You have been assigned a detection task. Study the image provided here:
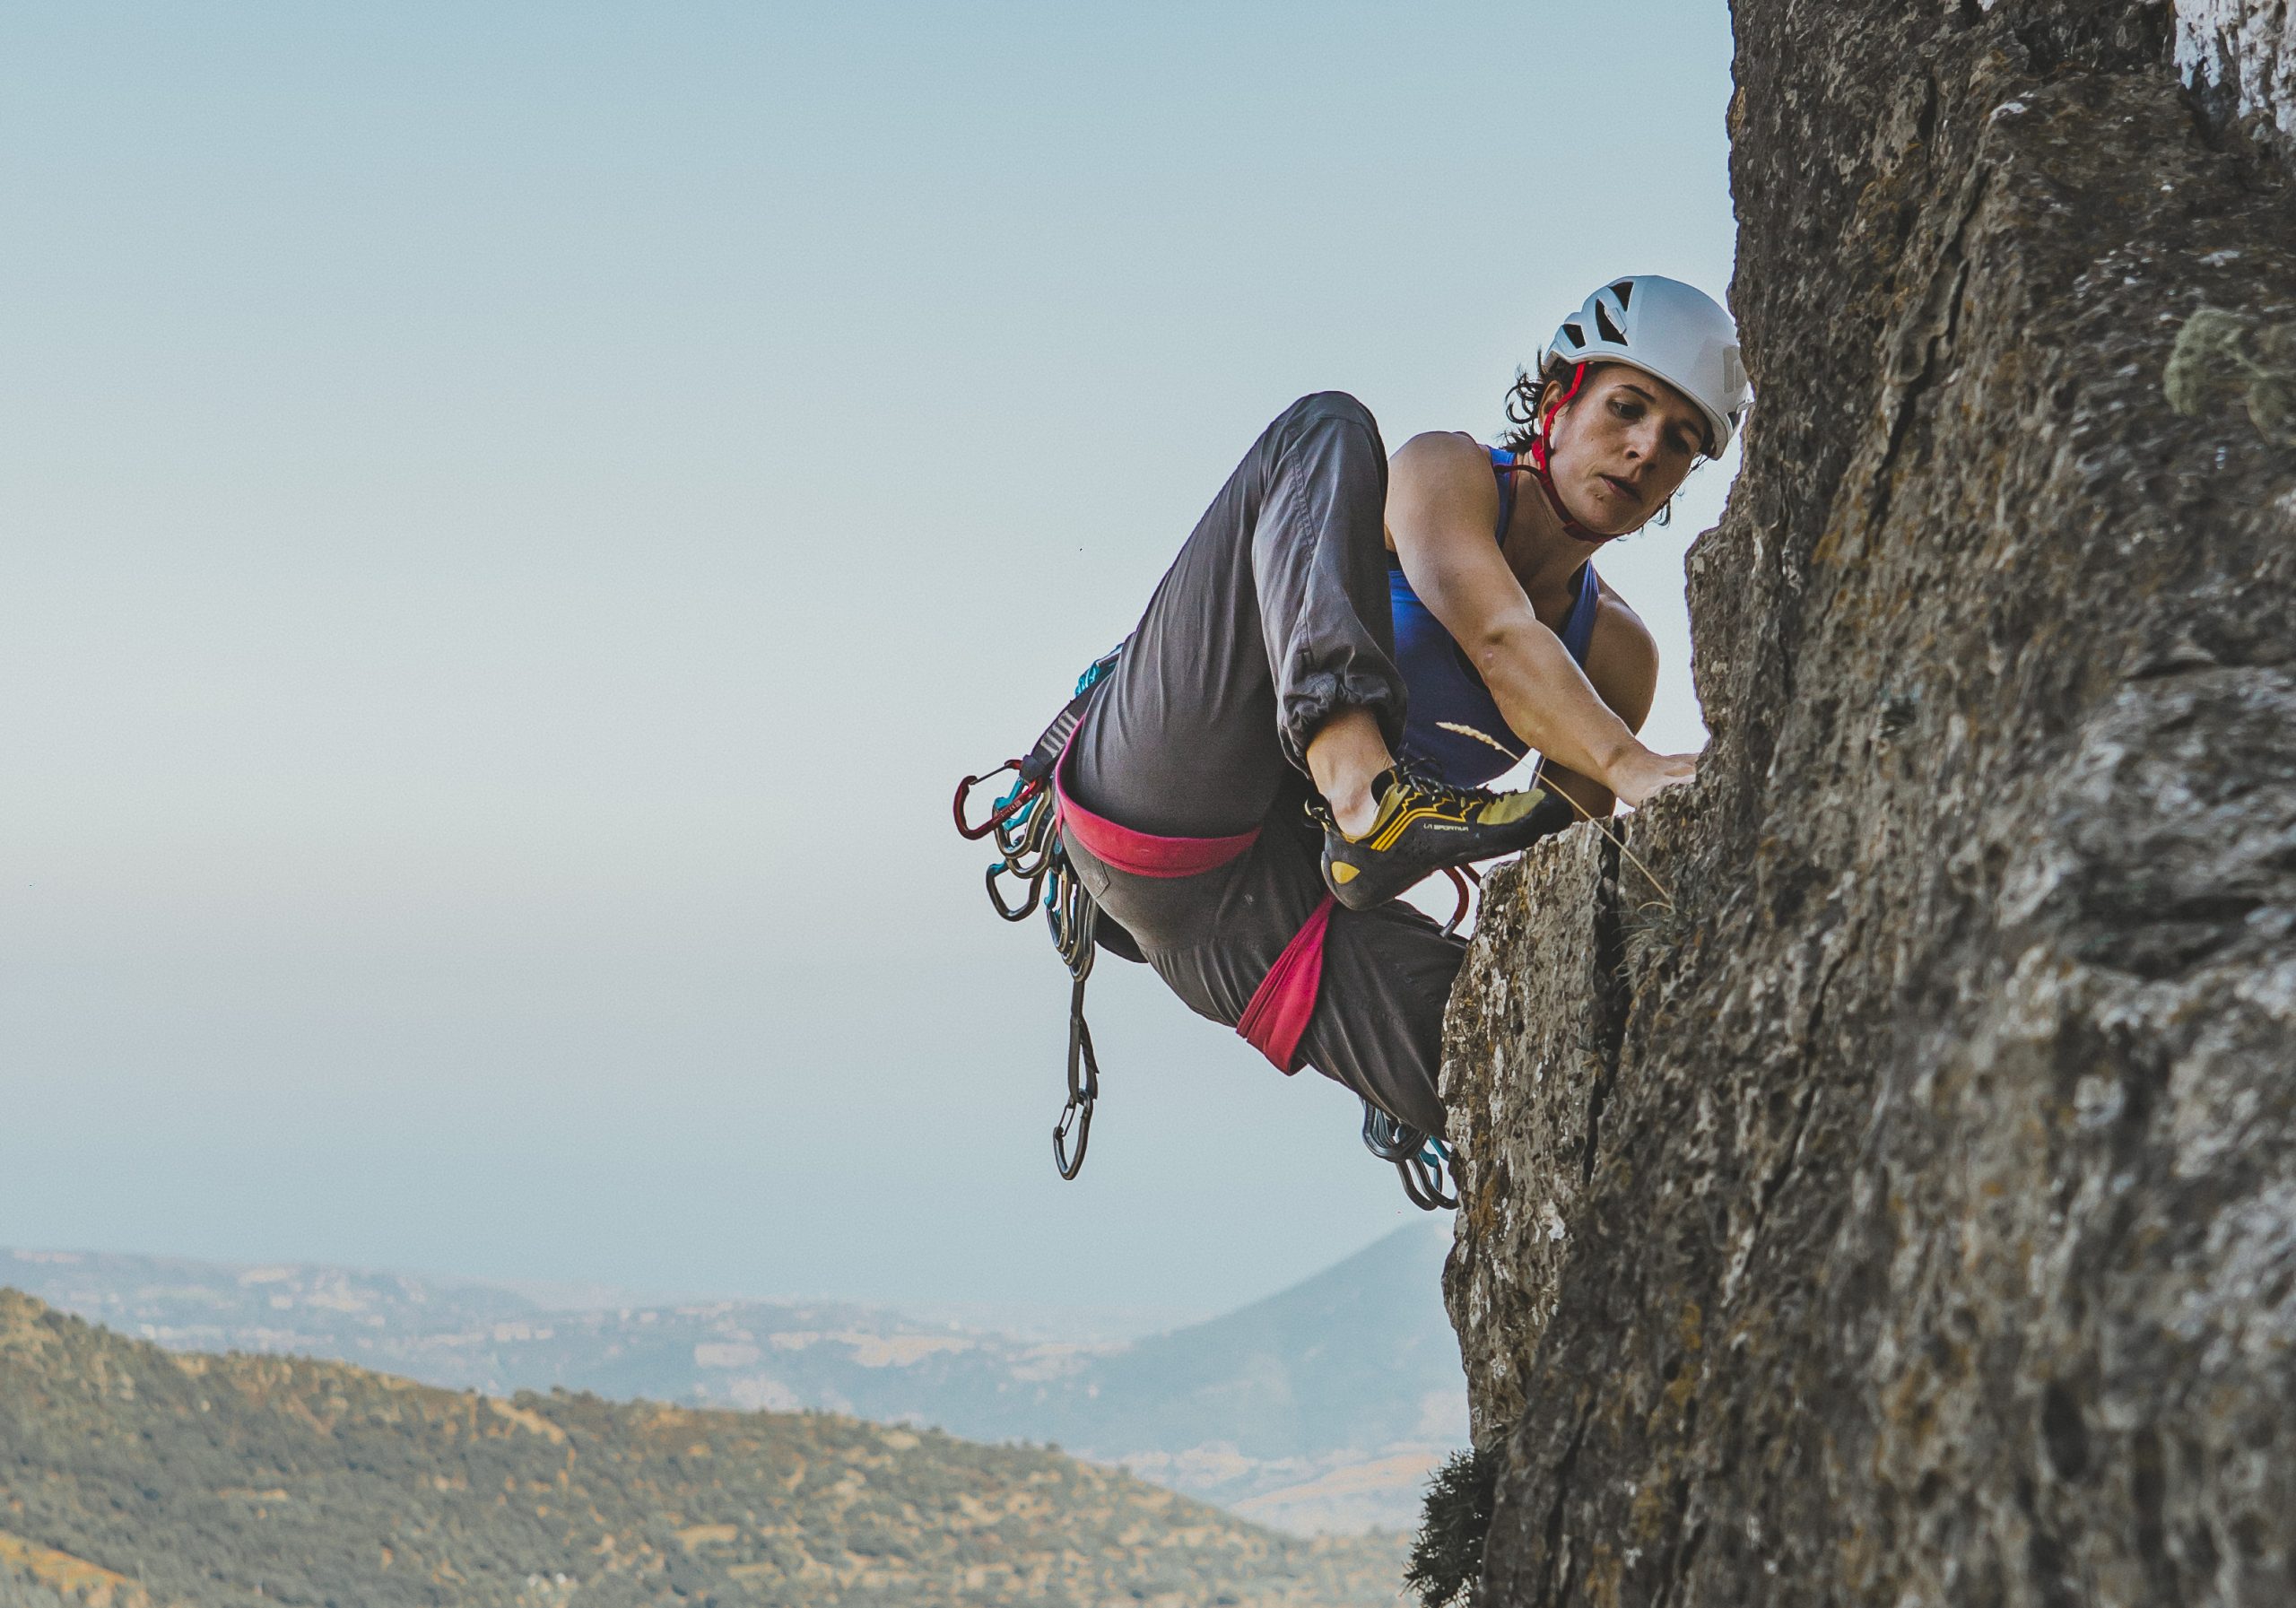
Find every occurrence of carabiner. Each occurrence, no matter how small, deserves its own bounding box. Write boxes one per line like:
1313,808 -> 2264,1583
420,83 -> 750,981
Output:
986,859 -> 1048,922
954,762 -> 1034,839
1440,866 -> 1474,936
1053,1093 -> 1093,1180
1053,976 -> 1100,1180
1397,1148 -> 1457,1211
992,793 -> 1046,858
1046,868 -> 1098,979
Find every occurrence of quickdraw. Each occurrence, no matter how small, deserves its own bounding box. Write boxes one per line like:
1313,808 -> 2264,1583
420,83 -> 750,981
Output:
952,649 -> 1123,1178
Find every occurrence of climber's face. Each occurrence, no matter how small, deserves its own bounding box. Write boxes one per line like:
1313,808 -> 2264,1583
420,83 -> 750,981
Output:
1544,364 -> 1709,537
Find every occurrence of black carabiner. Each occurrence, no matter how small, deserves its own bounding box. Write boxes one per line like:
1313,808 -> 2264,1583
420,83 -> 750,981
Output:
1053,975 -> 1100,1180
987,860 -> 1048,922
1054,1092 -> 1092,1180
1396,1148 -> 1457,1211
1046,865 -> 1097,978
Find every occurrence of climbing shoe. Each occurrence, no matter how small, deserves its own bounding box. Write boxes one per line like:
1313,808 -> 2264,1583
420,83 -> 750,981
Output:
1312,765 -> 1576,911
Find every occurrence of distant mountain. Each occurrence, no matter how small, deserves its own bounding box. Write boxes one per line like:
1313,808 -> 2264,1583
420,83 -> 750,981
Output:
3,1224 -> 1465,1534
0,1290 -> 1403,1607
1050,1218 -> 1465,1455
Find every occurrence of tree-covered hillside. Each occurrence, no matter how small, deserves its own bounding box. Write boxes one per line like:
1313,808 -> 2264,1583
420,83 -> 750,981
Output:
0,1291 -> 1404,1607
5,1226 -> 1463,1533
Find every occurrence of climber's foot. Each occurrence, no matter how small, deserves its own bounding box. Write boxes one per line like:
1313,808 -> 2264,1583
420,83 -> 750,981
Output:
1310,765 -> 1576,910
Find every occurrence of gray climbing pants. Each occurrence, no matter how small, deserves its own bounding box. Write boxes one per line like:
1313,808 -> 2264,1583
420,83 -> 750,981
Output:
1063,392 -> 1464,1136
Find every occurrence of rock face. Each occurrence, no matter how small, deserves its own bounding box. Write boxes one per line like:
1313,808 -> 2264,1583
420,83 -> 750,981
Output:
1440,4 -> 2296,1604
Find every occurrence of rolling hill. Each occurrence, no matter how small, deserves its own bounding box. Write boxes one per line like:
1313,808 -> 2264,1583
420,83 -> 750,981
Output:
5,1225 -> 1464,1533
0,1290 -> 1406,1607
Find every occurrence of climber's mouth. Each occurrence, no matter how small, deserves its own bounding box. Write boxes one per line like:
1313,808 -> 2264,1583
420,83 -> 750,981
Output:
1599,474 -> 1639,503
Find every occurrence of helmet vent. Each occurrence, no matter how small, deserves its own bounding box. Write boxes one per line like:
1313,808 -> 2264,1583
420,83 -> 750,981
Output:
1561,320 -> 1586,350
1610,280 -> 1634,309
1594,300 -> 1627,345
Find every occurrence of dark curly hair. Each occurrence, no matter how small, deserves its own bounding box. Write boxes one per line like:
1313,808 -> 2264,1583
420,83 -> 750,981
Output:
1497,356 -> 1575,459
1498,358 -> 1695,529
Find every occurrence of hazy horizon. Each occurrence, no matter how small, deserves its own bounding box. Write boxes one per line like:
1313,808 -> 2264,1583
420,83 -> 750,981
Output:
4,1222 -> 1445,1343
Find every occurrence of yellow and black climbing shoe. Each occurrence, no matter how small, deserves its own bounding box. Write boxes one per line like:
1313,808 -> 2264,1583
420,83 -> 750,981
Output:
1312,765 -> 1575,911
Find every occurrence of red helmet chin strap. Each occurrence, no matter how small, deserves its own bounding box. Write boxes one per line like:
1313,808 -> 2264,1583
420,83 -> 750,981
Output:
1526,362 -> 1605,543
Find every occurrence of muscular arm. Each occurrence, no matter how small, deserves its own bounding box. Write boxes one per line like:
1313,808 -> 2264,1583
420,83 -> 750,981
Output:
1386,431 -> 1683,807
1536,585 -> 1658,820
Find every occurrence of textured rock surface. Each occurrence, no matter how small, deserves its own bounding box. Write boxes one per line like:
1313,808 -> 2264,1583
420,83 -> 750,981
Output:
1441,827 -> 1621,1447
1441,2 -> 2296,1604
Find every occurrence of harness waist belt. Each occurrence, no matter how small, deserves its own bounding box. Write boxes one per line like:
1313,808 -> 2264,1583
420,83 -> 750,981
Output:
1053,743 -> 1260,878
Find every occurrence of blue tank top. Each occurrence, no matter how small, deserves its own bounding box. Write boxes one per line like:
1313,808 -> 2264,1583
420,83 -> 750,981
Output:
1389,445 -> 1602,788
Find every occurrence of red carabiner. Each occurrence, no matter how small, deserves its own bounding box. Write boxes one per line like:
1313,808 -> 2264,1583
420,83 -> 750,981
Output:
953,762 -> 1036,840
1440,862 -> 1483,937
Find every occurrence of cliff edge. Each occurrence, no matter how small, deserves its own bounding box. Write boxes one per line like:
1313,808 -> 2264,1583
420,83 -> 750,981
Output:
1441,4 -> 2295,1604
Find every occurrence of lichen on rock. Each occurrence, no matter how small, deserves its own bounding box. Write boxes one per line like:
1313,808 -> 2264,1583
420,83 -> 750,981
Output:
1439,3 -> 2296,1603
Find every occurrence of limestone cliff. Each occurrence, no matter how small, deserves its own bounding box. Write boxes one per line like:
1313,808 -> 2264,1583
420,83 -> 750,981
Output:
1440,3 -> 2296,1604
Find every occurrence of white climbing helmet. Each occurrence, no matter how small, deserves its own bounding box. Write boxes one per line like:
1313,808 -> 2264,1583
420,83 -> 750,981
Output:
1540,275 -> 1749,458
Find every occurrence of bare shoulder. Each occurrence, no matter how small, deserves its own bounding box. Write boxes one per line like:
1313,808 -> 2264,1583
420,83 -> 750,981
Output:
1586,578 -> 1661,728
1387,430 -> 1501,554
1389,430 -> 1500,497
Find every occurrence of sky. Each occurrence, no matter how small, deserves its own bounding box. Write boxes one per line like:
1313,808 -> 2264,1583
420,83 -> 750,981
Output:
1,1 -> 1742,1323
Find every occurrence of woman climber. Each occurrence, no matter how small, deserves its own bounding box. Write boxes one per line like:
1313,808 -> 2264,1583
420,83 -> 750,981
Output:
968,275 -> 1748,1186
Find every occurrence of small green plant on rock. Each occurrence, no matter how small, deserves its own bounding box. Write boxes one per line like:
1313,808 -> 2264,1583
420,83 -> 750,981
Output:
1405,1446 -> 1496,1608
2165,306 -> 2296,445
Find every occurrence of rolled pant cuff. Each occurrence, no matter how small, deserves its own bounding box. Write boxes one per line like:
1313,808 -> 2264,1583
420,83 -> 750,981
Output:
1281,675 -> 1405,771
